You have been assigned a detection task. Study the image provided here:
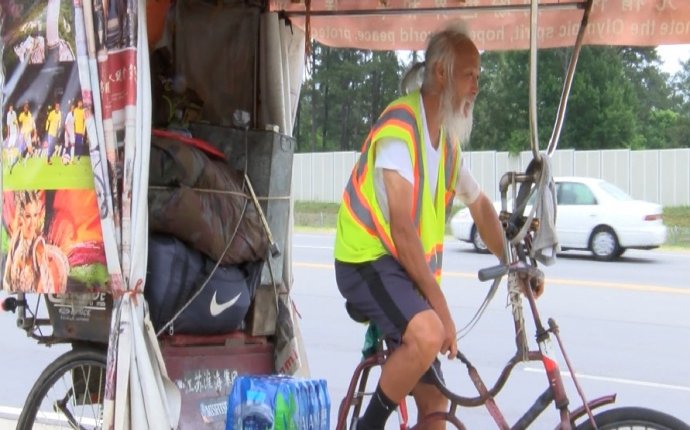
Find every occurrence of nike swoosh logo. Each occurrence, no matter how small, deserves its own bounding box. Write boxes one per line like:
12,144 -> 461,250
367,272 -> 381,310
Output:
209,292 -> 242,317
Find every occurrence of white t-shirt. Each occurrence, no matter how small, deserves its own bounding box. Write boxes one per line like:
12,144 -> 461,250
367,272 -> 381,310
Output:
374,95 -> 480,221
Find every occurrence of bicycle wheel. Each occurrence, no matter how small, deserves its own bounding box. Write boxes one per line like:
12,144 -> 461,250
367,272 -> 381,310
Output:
17,347 -> 107,430
575,406 -> 690,430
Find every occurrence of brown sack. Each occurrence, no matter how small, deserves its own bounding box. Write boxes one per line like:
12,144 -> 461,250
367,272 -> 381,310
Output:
149,135 -> 268,265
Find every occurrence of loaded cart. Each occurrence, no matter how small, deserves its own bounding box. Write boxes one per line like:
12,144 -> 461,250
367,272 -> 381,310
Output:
1,0 -> 310,428
2,0 -> 690,429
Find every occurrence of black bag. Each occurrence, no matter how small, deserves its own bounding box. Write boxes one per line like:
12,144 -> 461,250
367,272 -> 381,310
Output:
145,234 -> 203,331
145,234 -> 257,335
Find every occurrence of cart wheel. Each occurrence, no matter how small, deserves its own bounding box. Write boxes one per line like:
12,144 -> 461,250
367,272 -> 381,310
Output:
17,347 -> 107,430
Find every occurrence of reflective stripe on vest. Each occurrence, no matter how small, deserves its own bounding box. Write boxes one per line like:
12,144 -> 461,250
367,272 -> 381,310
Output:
444,136 -> 459,222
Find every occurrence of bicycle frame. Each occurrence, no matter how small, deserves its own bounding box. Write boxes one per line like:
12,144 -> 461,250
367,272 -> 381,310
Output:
336,168 -> 620,430
336,270 -> 617,430
2,293 -> 54,344
2,292 -> 110,346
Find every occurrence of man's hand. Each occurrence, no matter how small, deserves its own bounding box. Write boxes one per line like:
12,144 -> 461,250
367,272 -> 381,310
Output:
518,266 -> 545,298
530,270 -> 545,298
439,315 -> 458,359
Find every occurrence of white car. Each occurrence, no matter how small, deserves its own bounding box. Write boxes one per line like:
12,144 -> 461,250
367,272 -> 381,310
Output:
450,176 -> 667,261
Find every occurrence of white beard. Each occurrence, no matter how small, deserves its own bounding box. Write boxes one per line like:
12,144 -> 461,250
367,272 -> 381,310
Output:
441,94 -> 474,147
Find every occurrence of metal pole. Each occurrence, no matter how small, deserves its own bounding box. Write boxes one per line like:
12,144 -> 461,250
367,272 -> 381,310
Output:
546,0 -> 594,157
529,0 -> 541,162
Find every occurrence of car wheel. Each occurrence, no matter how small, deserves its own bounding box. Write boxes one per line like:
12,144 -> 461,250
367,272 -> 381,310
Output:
589,226 -> 620,261
471,226 -> 489,253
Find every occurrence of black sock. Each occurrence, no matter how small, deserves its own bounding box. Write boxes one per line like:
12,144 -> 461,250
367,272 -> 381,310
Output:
358,384 -> 397,430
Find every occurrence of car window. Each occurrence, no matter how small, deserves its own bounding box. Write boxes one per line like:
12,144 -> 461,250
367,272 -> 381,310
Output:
557,182 -> 597,205
599,181 -> 633,201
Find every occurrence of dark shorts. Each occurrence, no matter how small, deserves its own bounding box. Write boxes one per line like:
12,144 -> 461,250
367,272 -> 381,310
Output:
335,254 -> 444,386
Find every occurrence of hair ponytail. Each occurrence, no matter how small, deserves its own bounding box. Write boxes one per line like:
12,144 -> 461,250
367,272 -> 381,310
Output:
399,61 -> 425,95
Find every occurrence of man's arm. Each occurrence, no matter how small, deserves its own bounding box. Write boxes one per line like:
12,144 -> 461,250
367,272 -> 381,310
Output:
383,169 -> 457,357
467,192 -> 505,260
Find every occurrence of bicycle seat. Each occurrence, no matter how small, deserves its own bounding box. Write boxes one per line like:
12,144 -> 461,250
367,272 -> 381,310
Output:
345,301 -> 369,323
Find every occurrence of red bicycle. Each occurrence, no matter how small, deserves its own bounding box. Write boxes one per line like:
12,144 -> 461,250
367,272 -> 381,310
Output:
336,166 -> 690,430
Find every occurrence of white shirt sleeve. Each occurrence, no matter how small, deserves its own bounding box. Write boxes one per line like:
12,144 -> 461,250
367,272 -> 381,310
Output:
456,158 -> 481,205
374,138 -> 414,184
373,138 -> 414,222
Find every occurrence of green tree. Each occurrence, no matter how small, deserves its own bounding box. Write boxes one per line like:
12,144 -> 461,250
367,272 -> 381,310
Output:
620,47 -> 680,149
472,46 -> 643,152
670,58 -> 690,146
296,44 -> 403,153
297,44 -> 687,154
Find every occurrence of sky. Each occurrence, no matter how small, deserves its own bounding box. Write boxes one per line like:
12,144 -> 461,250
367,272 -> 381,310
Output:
656,44 -> 690,75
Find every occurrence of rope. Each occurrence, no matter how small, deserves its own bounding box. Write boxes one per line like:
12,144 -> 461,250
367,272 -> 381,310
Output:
148,185 -> 290,201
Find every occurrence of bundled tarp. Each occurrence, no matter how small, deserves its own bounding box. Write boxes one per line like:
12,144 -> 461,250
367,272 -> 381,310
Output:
148,135 -> 269,265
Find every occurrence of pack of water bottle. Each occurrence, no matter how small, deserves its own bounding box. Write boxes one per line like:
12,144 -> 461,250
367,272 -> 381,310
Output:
226,374 -> 330,430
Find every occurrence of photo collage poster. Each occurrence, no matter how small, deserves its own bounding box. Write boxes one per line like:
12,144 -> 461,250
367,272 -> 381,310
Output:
1,0 -> 113,294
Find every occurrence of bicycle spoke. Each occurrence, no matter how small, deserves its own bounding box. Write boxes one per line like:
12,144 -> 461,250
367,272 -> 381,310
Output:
18,349 -> 106,430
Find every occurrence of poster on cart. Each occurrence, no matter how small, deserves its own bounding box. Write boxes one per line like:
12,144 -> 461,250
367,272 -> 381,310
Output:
1,0 -> 109,294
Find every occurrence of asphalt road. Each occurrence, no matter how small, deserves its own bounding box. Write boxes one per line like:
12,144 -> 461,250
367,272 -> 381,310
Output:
293,232 -> 690,429
0,232 -> 688,429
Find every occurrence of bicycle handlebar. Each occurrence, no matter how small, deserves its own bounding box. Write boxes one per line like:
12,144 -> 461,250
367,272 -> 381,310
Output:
477,264 -> 508,282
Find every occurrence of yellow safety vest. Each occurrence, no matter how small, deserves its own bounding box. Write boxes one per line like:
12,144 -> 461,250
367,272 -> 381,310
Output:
334,91 -> 460,281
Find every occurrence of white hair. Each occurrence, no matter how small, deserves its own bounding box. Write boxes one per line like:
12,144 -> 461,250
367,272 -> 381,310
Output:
399,21 -> 473,95
422,21 -> 472,88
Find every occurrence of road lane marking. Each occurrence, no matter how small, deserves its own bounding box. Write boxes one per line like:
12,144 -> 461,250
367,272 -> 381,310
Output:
523,367 -> 690,392
293,262 -> 690,295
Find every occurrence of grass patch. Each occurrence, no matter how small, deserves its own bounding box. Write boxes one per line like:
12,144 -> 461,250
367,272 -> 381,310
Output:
294,202 -> 339,229
294,201 -> 340,214
664,206 -> 690,248
664,206 -> 690,229
2,156 -> 96,190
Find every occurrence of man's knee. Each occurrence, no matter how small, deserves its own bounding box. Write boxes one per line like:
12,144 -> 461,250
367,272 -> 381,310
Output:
403,310 -> 444,361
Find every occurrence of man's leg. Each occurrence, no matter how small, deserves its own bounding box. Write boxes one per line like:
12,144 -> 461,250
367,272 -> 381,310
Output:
377,309 -> 443,403
356,310 -> 443,430
335,256 -> 444,430
412,381 -> 449,430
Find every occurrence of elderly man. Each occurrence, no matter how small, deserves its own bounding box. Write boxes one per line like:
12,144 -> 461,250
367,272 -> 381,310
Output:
334,21 -> 505,429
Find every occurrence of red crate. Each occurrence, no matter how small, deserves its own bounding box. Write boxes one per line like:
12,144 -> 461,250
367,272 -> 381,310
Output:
160,332 -> 274,429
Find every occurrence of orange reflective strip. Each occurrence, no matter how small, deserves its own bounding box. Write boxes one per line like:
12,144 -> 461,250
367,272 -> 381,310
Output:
350,168 -> 398,257
425,244 -> 445,273
369,107 -> 423,229
444,137 -> 459,191
342,185 -> 377,237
